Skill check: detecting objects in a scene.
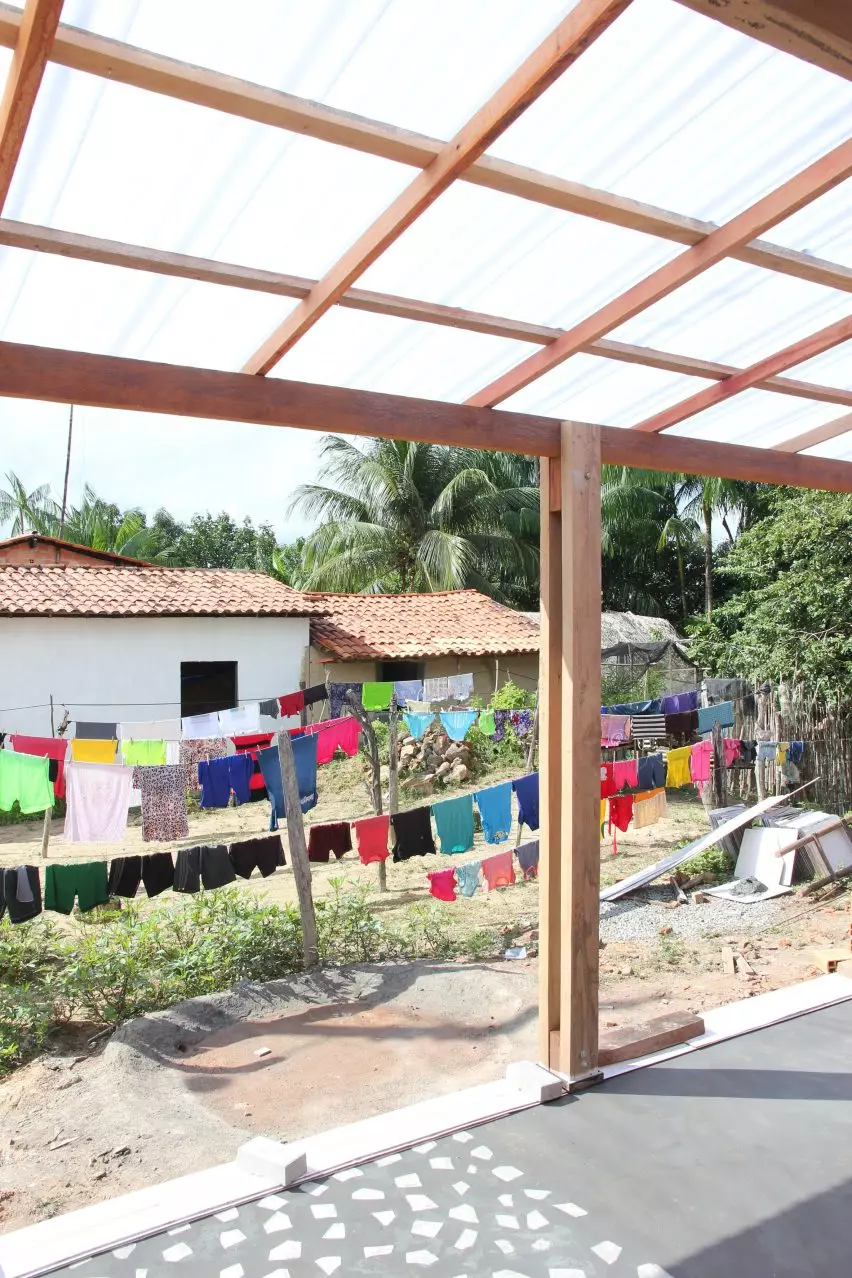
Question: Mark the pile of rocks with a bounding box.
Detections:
[398,724,471,790]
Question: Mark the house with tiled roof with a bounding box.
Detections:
[0,543,539,737]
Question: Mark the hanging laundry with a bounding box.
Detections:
[447,673,474,701]
[180,712,223,740]
[352,813,390,864]
[665,711,698,742]
[481,850,515,890]
[179,737,230,790]
[277,690,305,719]
[229,835,284,879]
[601,714,631,745]
[438,710,478,742]
[756,741,776,762]
[423,676,451,703]
[107,854,175,898]
[600,762,617,799]
[140,853,176,897]
[632,788,667,829]
[393,679,424,706]
[0,865,42,924]
[689,740,713,784]
[613,758,639,790]
[697,702,735,734]
[432,794,475,854]
[70,738,117,765]
[403,712,433,741]
[302,684,327,708]
[173,845,236,894]
[427,869,457,902]
[515,840,540,881]
[230,732,275,795]
[474,782,512,844]
[64,762,134,842]
[776,741,790,766]
[198,754,255,808]
[665,746,693,788]
[44,862,109,914]
[601,798,607,830]
[133,764,189,842]
[630,713,667,741]
[306,717,360,764]
[493,709,510,741]
[455,860,482,897]
[259,697,280,719]
[636,753,665,790]
[258,735,319,831]
[362,682,393,711]
[330,682,363,719]
[609,794,634,832]
[307,822,352,863]
[9,735,69,800]
[218,704,261,736]
[119,718,181,741]
[661,691,698,714]
[120,739,167,767]
[509,709,535,738]
[738,740,757,764]
[74,721,117,740]
[477,709,496,737]
[0,750,56,814]
[513,772,539,831]
[723,738,742,767]
[789,741,805,764]
[390,807,436,861]
[604,699,662,716]
[406,700,432,714]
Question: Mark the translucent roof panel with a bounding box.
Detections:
[805,431,852,462]
[665,391,847,449]
[0,248,296,368]
[491,0,852,224]
[359,182,681,325]
[61,0,574,139]
[269,307,532,402]
[769,180,852,269]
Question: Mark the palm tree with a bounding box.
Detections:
[677,476,762,617]
[289,437,539,601]
[0,471,57,535]
[48,486,177,562]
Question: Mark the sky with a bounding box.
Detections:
[0,0,850,541]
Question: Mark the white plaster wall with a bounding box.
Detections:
[0,616,310,737]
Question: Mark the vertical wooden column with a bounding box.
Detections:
[538,423,602,1082]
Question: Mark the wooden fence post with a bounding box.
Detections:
[346,690,387,891]
[276,730,318,967]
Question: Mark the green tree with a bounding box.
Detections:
[0,472,57,535]
[289,436,539,601]
[51,486,174,561]
[148,510,278,570]
[688,488,852,697]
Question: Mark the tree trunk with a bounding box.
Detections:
[703,501,713,618]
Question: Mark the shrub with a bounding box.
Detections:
[678,844,734,880]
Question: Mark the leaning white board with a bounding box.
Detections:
[600,783,816,902]
[734,828,797,887]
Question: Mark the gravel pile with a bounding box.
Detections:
[600,883,785,942]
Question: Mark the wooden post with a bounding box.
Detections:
[539,422,602,1083]
[40,805,52,859]
[346,691,387,890]
[275,730,318,968]
[525,702,539,773]
[49,693,55,737]
[298,680,307,729]
[383,697,400,894]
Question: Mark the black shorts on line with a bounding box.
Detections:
[141,852,175,897]
[0,866,42,924]
[107,856,142,898]
[229,834,284,879]
[174,845,234,893]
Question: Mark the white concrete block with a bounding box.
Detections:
[236,1138,307,1186]
[505,1060,565,1102]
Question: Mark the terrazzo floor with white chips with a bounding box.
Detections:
[52,1126,659,1277]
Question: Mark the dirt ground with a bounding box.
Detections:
[2,767,852,1233]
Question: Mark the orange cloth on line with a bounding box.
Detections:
[633,787,667,829]
[481,850,515,891]
[70,739,117,764]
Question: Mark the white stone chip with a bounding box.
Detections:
[454,1229,478,1251]
[526,1209,549,1229]
[219,1230,246,1249]
[263,1213,292,1235]
[167,1225,191,1235]
[411,1220,443,1238]
[471,1145,493,1160]
[376,1153,402,1166]
[216,1209,240,1222]
[493,1165,524,1182]
[406,1194,438,1211]
[352,1188,385,1200]
[315,1258,341,1275]
[220,1267,245,1278]
[413,1141,437,1153]
[452,1131,473,1142]
[323,1223,346,1239]
[406,1249,439,1266]
[525,1189,551,1200]
[498,1193,514,1206]
[430,1156,454,1170]
[548,1270,587,1277]
[496,1214,519,1229]
[162,1243,193,1262]
[311,1204,337,1219]
[532,1239,551,1251]
[301,1182,328,1196]
[449,1204,478,1223]
[466,1165,478,1174]
[555,1202,587,1218]
[333,1168,363,1181]
[395,1172,422,1187]
[591,1241,623,1265]
[496,1239,515,1255]
[112,1246,136,1259]
[258,1195,287,1211]
[364,1245,394,1257]
[269,1240,302,1261]
[373,1210,396,1226]
[452,1181,470,1195]
[637,1266,674,1277]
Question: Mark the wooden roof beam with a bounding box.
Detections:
[242,0,632,375]
[3,340,852,492]
[633,313,852,433]
[675,0,852,83]
[467,135,852,407]
[774,410,852,453]
[0,6,847,297]
[0,0,63,210]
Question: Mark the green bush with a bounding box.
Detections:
[678,844,734,880]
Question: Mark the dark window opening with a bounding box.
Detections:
[180,661,237,717]
[378,660,425,683]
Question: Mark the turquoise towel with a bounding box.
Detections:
[439,710,478,742]
[431,794,475,854]
[474,782,512,843]
[403,712,433,740]
[455,860,481,897]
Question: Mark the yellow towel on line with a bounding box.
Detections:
[70,738,117,764]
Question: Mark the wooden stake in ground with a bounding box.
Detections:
[347,689,387,891]
[40,805,51,859]
[275,730,318,967]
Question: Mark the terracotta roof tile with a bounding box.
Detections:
[308,590,539,660]
[0,565,324,617]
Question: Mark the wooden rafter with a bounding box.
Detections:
[0,0,63,210]
[675,0,852,82]
[467,135,852,407]
[633,313,852,433]
[3,340,852,492]
[0,5,848,299]
[775,410,852,454]
[242,0,632,375]
[4,218,851,411]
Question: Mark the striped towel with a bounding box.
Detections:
[630,713,667,741]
